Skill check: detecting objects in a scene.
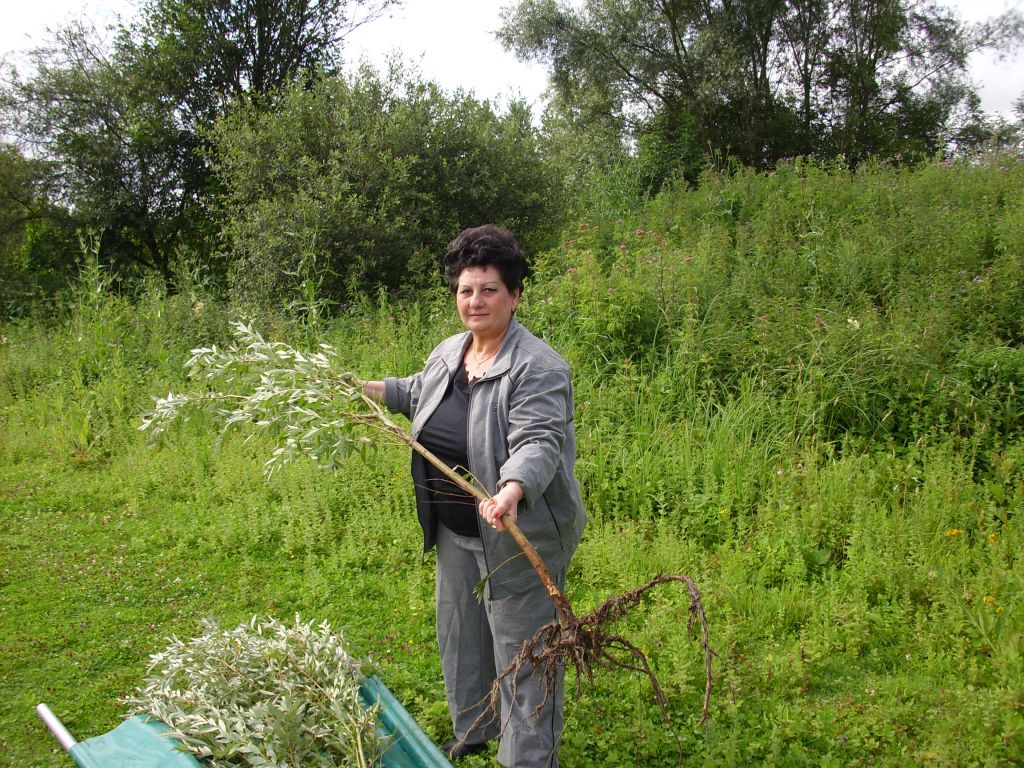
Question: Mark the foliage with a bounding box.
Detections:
[2,157,1023,766]
[0,144,79,317]
[524,154,1024,456]
[499,0,1024,169]
[124,616,381,767]
[0,0,396,280]
[210,66,563,309]
[0,144,51,268]
[2,22,210,277]
[124,0,398,123]
[140,321,382,476]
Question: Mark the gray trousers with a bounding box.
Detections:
[435,523,565,768]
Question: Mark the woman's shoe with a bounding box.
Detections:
[441,738,489,759]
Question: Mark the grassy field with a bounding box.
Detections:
[1,156,1022,766]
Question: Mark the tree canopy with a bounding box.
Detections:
[500,0,1024,169]
[1,0,397,278]
[211,66,563,309]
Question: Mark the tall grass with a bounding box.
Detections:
[525,154,1023,453]
[1,156,1021,766]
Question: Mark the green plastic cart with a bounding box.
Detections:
[38,676,453,768]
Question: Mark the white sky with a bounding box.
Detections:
[1,0,1021,119]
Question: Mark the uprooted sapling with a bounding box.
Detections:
[141,321,713,751]
[377,395,713,731]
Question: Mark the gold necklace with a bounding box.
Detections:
[471,349,497,366]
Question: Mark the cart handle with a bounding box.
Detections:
[36,703,78,751]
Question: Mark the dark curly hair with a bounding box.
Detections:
[443,224,530,294]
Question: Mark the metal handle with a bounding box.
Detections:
[36,703,78,751]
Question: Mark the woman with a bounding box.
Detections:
[363,224,586,767]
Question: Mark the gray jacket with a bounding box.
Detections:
[384,317,586,598]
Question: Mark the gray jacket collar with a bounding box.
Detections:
[442,316,524,382]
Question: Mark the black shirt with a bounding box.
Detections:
[417,366,479,536]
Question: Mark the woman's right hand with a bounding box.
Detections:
[479,481,523,532]
[362,380,385,401]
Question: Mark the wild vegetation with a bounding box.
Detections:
[3,0,1022,307]
[1,156,1021,765]
[1,0,1023,763]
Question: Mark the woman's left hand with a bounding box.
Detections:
[480,482,523,532]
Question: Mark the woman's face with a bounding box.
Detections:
[455,265,520,339]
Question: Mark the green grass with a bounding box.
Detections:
[2,156,1022,766]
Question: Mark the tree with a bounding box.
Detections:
[820,0,958,161]
[2,23,207,277]
[123,0,397,125]
[778,0,833,153]
[499,0,800,169]
[0,143,78,315]
[0,143,50,266]
[1,0,397,279]
[209,66,564,310]
[500,0,1024,168]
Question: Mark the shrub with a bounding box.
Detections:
[211,66,563,311]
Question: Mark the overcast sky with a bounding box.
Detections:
[2,0,1021,118]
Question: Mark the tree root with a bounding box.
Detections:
[458,574,713,759]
